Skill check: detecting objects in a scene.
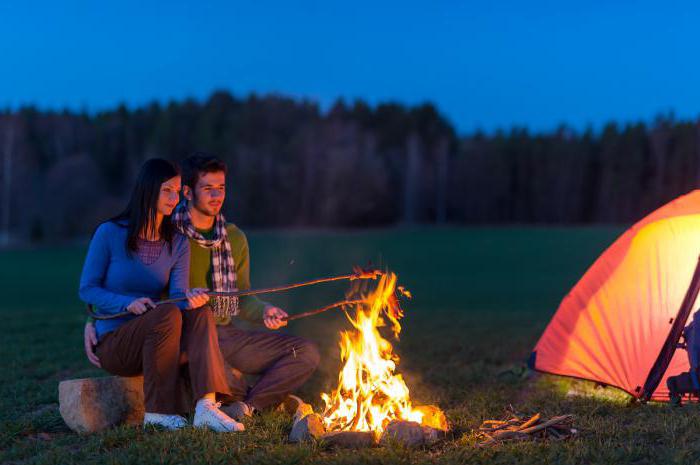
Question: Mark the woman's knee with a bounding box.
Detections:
[150,304,182,333]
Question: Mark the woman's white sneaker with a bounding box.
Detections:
[193,398,245,432]
[143,412,188,430]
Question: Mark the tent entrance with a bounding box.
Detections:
[641,256,700,401]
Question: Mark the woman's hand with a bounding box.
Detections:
[263,306,288,330]
[126,297,155,315]
[186,288,210,309]
[84,322,101,367]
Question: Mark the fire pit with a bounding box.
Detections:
[289,272,449,447]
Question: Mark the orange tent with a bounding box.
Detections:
[530,190,700,401]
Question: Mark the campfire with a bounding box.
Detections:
[289,270,448,447]
[320,272,422,432]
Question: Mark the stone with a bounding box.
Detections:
[58,376,146,434]
[414,405,449,431]
[289,413,326,442]
[320,431,376,448]
[381,420,425,447]
[277,394,315,424]
[380,420,447,447]
[421,425,446,445]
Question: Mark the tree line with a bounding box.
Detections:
[1,90,699,243]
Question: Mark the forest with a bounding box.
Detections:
[1,90,698,242]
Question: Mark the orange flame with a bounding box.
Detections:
[320,272,423,432]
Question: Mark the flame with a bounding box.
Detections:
[320,272,423,432]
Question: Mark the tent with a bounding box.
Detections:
[529,190,700,402]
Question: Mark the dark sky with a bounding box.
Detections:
[1,0,699,132]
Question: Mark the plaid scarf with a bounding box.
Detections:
[172,202,239,317]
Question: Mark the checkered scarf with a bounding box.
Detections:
[172,202,239,317]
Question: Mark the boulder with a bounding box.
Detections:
[58,376,146,434]
[289,413,326,442]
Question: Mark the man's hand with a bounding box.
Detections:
[126,297,155,315]
[84,322,101,368]
[186,288,210,309]
[263,306,288,330]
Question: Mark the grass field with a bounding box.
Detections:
[5,226,700,464]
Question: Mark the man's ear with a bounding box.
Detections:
[183,185,193,201]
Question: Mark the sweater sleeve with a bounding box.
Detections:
[230,226,268,322]
[169,236,191,310]
[78,223,134,314]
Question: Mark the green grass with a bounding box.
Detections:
[5,226,700,464]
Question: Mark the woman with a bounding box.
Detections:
[79,158,242,432]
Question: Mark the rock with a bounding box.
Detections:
[277,394,314,423]
[381,420,447,447]
[381,420,425,447]
[58,376,146,433]
[414,405,449,431]
[320,431,376,448]
[59,366,249,433]
[289,413,326,442]
[421,425,446,445]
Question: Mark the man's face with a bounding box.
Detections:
[189,171,226,217]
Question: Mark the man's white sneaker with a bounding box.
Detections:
[193,398,245,432]
[143,412,188,430]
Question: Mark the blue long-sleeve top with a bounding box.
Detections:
[79,221,191,340]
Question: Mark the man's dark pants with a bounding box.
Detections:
[216,324,321,410]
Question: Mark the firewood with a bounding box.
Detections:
[514,413,541,431]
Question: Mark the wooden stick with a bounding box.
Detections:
[283,300,365,321]
[518,415,574,435]
[88,269,381,320]
[514,413,541,431]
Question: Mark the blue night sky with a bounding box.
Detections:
[1,0,699,133]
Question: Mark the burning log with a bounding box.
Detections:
[476,412,577,447]
[320,431,377,448]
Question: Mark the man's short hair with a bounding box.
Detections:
[181,152,227,189]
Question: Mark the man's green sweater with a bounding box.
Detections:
[189,224,267,325]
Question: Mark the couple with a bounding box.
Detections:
[79,153,320,432]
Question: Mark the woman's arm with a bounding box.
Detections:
[78,223,134,314]
[169,236,191,310]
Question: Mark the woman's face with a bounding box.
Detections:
[158,176,181,216]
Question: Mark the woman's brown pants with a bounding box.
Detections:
[96,304,231,414]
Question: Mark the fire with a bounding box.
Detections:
[320,272,423,433]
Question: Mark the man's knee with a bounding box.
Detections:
[297,340,320,370]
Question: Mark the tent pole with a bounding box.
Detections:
[641,255,700,402]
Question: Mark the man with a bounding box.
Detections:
[85,152,320,419]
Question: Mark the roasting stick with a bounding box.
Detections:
[88,268,382,321]
[283,299,365,321]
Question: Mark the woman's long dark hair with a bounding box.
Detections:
[109,158,180,255]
